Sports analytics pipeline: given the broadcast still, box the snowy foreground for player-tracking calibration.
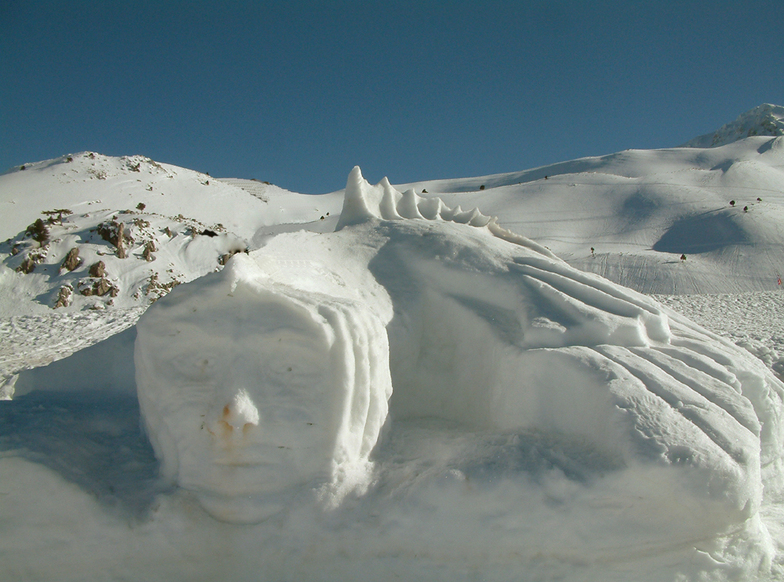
[3,106,784,581]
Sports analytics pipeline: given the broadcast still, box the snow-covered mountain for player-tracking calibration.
[4,106,784,582]
[682,103,784,148]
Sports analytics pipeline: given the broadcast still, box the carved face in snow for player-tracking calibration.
[135,254,392,523]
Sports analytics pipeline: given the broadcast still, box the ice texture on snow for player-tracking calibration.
[134,167,784,571]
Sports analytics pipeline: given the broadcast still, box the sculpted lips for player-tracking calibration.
[212,460,268,467]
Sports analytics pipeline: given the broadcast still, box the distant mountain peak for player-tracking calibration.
[682,103,784,148]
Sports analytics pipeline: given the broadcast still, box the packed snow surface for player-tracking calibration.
[4,106,784,581]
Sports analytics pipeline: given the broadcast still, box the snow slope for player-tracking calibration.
[0,152,340,315]
[393,134,784,294]
[4,105,784,581]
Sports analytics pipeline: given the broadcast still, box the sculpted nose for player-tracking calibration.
[219,390,260,432]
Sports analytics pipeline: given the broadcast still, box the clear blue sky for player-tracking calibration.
[2,1,783,193]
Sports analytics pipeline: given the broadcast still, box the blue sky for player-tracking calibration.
[2,1,783,193]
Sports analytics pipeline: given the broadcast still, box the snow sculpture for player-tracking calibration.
[136,166,784,560]
[135,253,393,522]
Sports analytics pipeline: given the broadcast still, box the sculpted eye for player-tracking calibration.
[171,354,219,380]
[264,359,322,386]
[197,358,215,375]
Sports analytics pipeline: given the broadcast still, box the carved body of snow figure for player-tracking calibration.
[135,167,784,565]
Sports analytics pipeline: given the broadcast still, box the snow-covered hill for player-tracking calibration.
[394,132,784,294]
[0,152,341,315]
[4,106,784,581]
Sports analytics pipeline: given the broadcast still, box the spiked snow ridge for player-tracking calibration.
[337,166,558,259]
